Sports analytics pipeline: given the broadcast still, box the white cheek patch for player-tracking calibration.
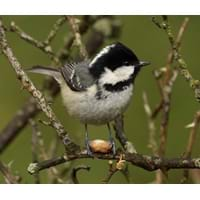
[89,44,116,67]
[100,66,135,85]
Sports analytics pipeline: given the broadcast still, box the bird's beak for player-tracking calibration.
[139,61,150,67]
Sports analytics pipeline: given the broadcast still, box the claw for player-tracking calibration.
[86,146,93,156]
[85,140,93,156]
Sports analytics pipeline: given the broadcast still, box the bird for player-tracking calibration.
[27,42,150,155]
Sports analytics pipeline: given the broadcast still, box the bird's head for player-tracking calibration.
[89,42,150,87]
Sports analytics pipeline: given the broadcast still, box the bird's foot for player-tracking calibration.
[85,140,93,156]
[109,138,116,155]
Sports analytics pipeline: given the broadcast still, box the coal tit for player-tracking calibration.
[28,42,150,155]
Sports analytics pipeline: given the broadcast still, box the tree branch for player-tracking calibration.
[0,161,19,184]
[27,151,200,175]
[0,97,39,153]
[113,115,137,153]
[150,17,190,183]
[153,16,200,103]
[0,19,80,154]
[158,70,178,157]
[29,119,66,183]
[67,16,88,59]
[9,21,61,65]
[102,155,127,183]
[44,16,66,45]
[69,165,90,184]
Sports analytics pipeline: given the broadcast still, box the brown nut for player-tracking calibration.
[89,139,112,153]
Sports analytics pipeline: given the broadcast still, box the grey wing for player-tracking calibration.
[60,61,95,92]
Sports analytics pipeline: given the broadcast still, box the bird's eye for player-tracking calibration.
[123,61,129,65]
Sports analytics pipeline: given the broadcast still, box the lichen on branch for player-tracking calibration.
[0,20,80,154]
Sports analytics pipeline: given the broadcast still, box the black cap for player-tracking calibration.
[89,42,149,78]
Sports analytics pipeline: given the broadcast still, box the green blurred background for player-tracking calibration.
[0,16,200,183]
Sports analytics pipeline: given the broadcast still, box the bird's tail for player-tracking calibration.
[26,65,62,84]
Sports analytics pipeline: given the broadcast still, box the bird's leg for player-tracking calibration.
[85,124,92,156]
[107,123,116,155]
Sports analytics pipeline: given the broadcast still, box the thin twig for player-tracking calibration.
[181,111,200,183]
[151,69,165,119]
[9,21,60,65]
[29,119,52,161]
[29,119,65,183]
[152,17,189,183]
[155,70,178,183]
[67,16,88,59]
[185,111,200,158]
[113,115,127,147]
[151,17,189,119]
[151,100,163,119]
[120,164,130,183]
[113,115,137,153]
[56,16,96,61]
[158,70,178,157]
[166,17,189,66]
[153,16,200,103]
[0,19,80,154]
[49,135,60,158]
[102,155,126,183]
[70,165,90,184]
[102,160,119,183]
[190,169,200,183]
[0,161,19,184]
[29,111,67,183]
[44,16,66,45]
[29,119,40,184]
[143,92,158,155]
[0,97,39,154]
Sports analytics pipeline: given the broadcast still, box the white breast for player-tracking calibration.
[60,82,133,125]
